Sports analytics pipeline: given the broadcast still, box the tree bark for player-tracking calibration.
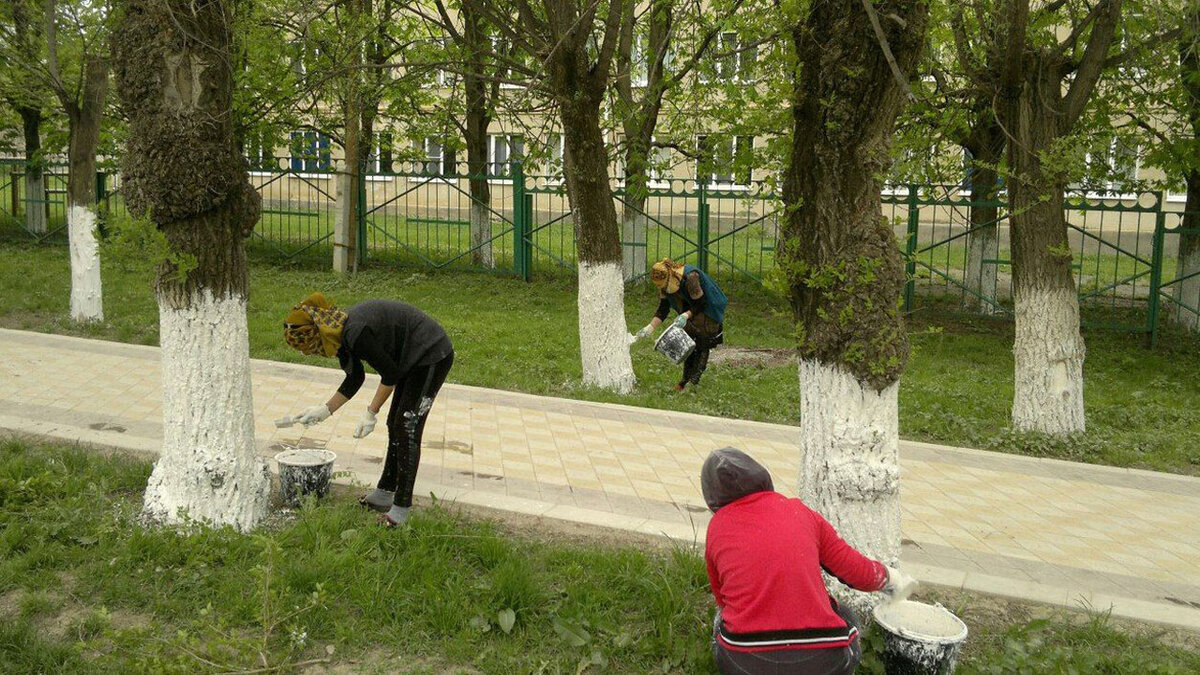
[780,0,927,610]
[562,92,636,393]
[1175,169,1200,331]
[543,0,635,393]
[1000,64,1087,435]
[1174,21,1200,332]
[962,120,1004,313]
[18,107,47,235]
[115,0,270,531]
[463,0,494,268]
[64,55,107,322]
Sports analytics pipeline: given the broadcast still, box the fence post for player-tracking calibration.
[903,184,920,313]
[1147,201,1166,349]
[523,193,534,283]
[95,171,107,205]
[11,169,20,216]
[697,179,710,273]
[512,161,529,281]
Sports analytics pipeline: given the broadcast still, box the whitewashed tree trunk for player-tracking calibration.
[621,209,647,280]
[143,290,270,531]
[1173,244,1200,333]
[964,225,998,314]
[578,261,636,393]
[1012,284,1086,434]
[470,201,494,268]
[25,172,47,235]
[68,203,103,322]
[798,359,901,613]
[334,172,353,274]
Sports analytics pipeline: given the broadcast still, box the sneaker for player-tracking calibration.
[674,383,686,391]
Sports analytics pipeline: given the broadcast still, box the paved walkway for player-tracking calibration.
[3,328,1199,632]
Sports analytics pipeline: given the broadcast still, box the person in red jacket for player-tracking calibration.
[702,447,916,674]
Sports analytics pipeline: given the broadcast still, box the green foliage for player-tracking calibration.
[101,215,198,284]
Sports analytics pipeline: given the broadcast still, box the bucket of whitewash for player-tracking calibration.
[654,324,696,364]
[274,448,336,507]
[872,600,968,674]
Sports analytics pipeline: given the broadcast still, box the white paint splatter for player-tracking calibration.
[68,204,103,322]
[797,359,900,615]
[143,289,270,531]
[577,261,636,394]
[1012,284,1085,434]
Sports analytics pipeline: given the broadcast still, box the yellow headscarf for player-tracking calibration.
[650,258,684,294]
[283,292,347,357]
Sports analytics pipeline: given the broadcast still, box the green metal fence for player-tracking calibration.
[3,158,1198,345]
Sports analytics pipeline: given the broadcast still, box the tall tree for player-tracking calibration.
[0,0,51,235]
[114,0,271,530]
[0,0,109,320]
[959,0,1128,434]
[779,0,928,608]
[477,0,637,393]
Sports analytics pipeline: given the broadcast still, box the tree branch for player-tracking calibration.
[1062,0,1122,128]
[860,0,914,101]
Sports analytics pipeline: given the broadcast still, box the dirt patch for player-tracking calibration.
[708,347,795,369]
[0,588,22,617]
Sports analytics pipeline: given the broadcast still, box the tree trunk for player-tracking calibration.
[463,0,494,268]
[19,107,47,235]
[65,56,107,323]
[1000,62,1086,435]
[962,123,1004,314]
[115,0,271,531]
[1174,170,1200,331]
[781,0,926,610]
[620,131,656,280]
[562,94,635,393]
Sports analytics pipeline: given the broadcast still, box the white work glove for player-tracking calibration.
[353,409,378,439]
[635,323,654,340]
[881,565,918,602]
[673,313,689,328]
[297,404,332,427]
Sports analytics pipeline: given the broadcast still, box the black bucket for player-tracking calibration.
[274,448,336,507]
[872,600,968,674]
[654,324,696,364]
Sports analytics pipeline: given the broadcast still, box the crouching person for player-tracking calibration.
[701,448,916,674]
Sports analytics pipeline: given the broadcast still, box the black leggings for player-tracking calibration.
[378,352,454,507]
[712,602,863,675]
[683,324,719,385]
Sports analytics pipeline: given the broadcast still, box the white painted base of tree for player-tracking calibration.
[1173,245,1200,332]
[470,202,494,268]
[1012,285,1085,434]
[25,173,47,235]
[68,203,103,322]
[143,290,271,531]
[621,211,647,280]
[964,227,998,314]
[333,173,352,274]
[577,261,636,394]
[797,359,900,615]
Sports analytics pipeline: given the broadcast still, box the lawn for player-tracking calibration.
[3,441,1198,673]
[1,233,1199,476]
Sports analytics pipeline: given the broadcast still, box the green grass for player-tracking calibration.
[3,441,1198,674]
[1,233,1200,476]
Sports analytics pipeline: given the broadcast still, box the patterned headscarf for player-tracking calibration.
[650,258,684,294]
[283,292,347,357]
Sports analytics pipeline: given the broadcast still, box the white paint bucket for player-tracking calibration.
[654,324,696,364]
[872,600,968,674]
[274,448,336,507]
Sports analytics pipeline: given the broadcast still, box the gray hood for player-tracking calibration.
[700,447,774,512]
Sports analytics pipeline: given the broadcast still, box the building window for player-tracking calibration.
[697,135,753,188]
[369,132,394,174]
[244,131,278,171]
[546,133,565,180]
[700,32,756,83]
[420,137,457,177]
[1073,139,1139,194]
[488,134,524,177]
[617,137,672,187]
[289,131,331,172]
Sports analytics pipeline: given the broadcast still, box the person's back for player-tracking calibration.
[701,448,914,674]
